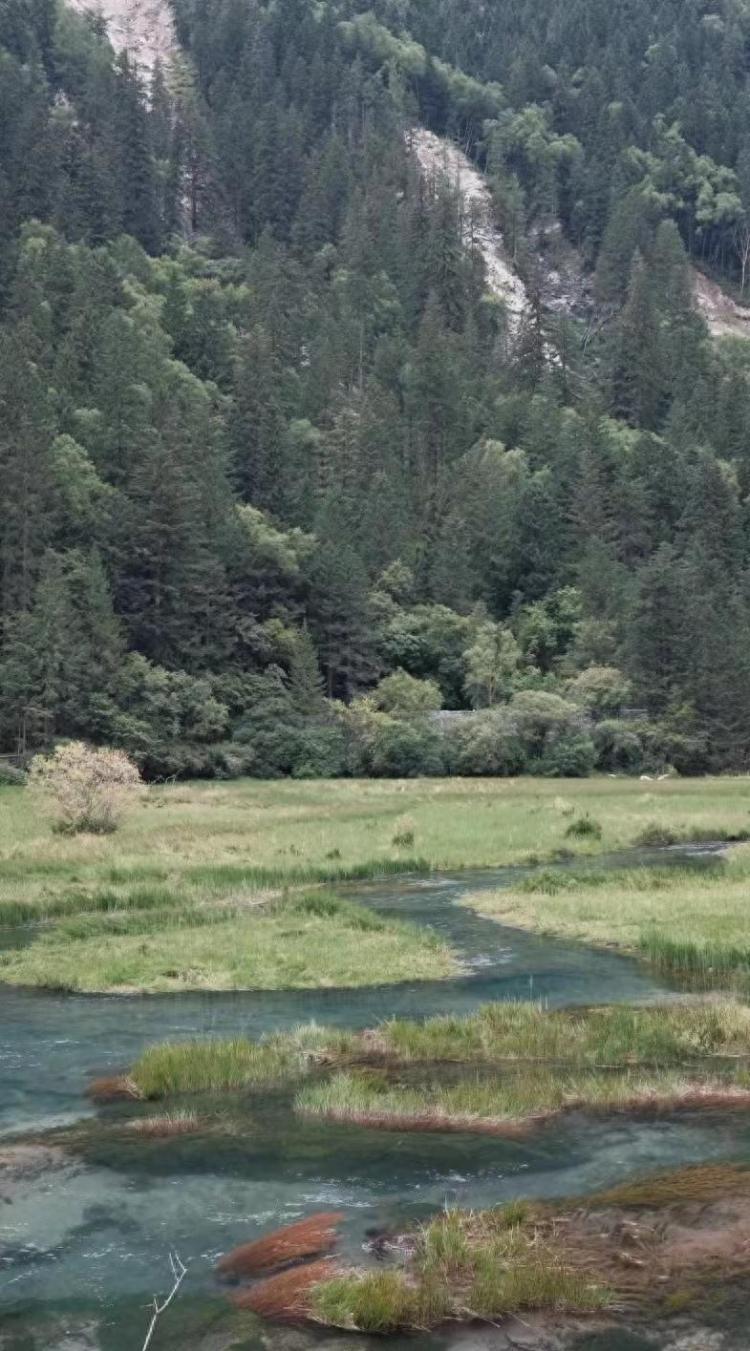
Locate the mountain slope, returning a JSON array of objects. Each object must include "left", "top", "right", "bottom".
[{"left": 2, "top": 0, "right": 750, "bottom": 776}]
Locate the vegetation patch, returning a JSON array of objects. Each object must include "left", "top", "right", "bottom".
[
  {"left": 253, "top": 1168, "right": 750, "bottom": 1331},
  {"left": 463, "top": 845, "right": 750, "bottom": 990},
  {"left": 129, "top": 1024, "right": 357, "bottom": 1098},
  {"left": 308, "top": 1204, "right": 610, "bottom": 1330},
  {"left": 232, "top": 1259, "right": 341, "bottom": 1320},
  {"left": 295, "top": 1064, "right": 750, "bottom": 1135},
  {"left": 125, "top": 1110, "right": 200, "bottom": 1137},
  {"left": 217, "top": 1213, "right": 344, "bottom": 1278},
  {"left": 0, "top": 890, "right": 456, "bottom": 994},
  {"left": 124, "top": 997, "right": 750, "bottom": 1102}
]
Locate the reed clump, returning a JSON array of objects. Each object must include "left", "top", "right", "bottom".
[
  {"left": 130, "top": 1023, "right": 358, "bottom": 1098},
  {"left": 126, "top": 1110, "right": 199, "bottom": 1137},
  {"left": 232, "top": 1259, "right": 341, "bottom": 1319},
  {"left": 217, "top": 1212, "right": 344, "bottom": 1277},
  {"left": 87, "top": 1074, "right": 142, "bottom": 1103},
  {"left": 124, "top": 997, "right": 750, "bottom": 1106},
  {"left": 295, "top": 1064, "right": 750, "bottom": 1136}
]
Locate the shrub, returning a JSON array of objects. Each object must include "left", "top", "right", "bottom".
[
  {"left": 508, "top": 691, "right": 582, "bottom": 759},
  {"left": 564, "top": 814, "right": 602, "bottom": 840},
  {"left": 28, "top": 742, "right": 143, "bottom": 834},
  {"left": 567, "top": 666, "right": 631, "bottom": 719},
  {"left": 392, "top": 814, "right": 416, "bottom": 847},
  {"left": 445, "top": 710, "right": 527, "bottom": 776},
  {"left": 370, "top": 669, "right": 443, "bottom": 715},
  {"left": 0, "top": 761, "right": 25, "bottom": 786},
  {"left": 538, "top": 731, "right": 596, "bottom": 778},
  {"left": 592, "top": 720, "right": 645, "bottom": 773},
  {"left": 635, "top": 823, "right": 678, "bottom": 848}
]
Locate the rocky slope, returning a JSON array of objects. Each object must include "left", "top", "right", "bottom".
[{"left": 66, "top": 0, "right": 175, "bottom": 69}]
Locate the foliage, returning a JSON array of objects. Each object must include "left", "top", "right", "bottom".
[
  {"left": 28, "top": 742, "right": 143, "bottom": 834},
  {"left": 370, "top": 670, "right": 443, "bottom": 715},
  {"left": 4, "top": 0, "right": 750, "bottom": 776}
]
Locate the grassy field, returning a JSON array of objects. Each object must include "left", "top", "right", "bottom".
[
  {"left": 0, "top": 892, "right": 456, "bottom": 993},
  {"left": 463, "top": 843, "right": 750, "bottom": 988},
  {"left": 1, "top": 774, "right": 748, "bottom": 992}
]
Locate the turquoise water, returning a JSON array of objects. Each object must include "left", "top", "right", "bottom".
[{"left": 1, "top": 848, "right": 747, "bottom": 1349}]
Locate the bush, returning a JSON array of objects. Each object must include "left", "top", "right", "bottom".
[
  {"left": 0, "top": 760, "right": 25, "bottom": 786},
  {"left": 392, "top": 814, "right": 417, "bottom": 847},
  {"left": 445, "top": 711, "right": 527, "bottom": 776},
  {"left": 537, "top": 731, "right": 597, "bottom": 778},
  {"left": 564, "top": 814, "right": 602, "bottom": 840},
  {"left": 509, "top": 691, "right": 582, "bottom": 759},
  {"left": 28, "top": 742, "right": 143, "bottom": 834},
  {"left": 370, "top": 669, "right": 443, "bottom": 715},
  {"left": 592, "top": 719, "right": 645, "bottom": 773},
  {"left": 368, "top": 719, "right": 445, "bottom": 778},
  {"left": 567, "top": 666, "right": 631, "bottom": 719}
]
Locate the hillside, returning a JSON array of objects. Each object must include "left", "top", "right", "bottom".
[
  {"left": 3, "top": 0, "right": 750, "bottom": 778},
  {"left": 66, "top": 0, "right": 175, "bottom": 68}
]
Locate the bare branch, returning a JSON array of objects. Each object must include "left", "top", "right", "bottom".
[{"left": 141, "top": 1252, "right": 188, "bottom": 1351}]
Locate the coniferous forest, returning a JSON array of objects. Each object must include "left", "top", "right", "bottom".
[{"left": 5, "top": 0, "right": 750, "bottom": 779}]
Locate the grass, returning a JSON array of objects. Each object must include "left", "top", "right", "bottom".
[
  {"left": 0, "top": 890, "right": 456, "bottom": 993},
  {"left": 586, "top": 1161, "right": 750, "bottom": 1209},
  {"left": 125, "top": 998, "right": 750, "bottom": 1099},
  {"left": 294, "top": 1063, "right": 750, "bottom": 1134},
  {"left": 217, "top": 1212, "right": 344, "bottom": 1277},
  {"left": 306, "top": 1166, "right": 750, "bottom": 1332},
  {"left": 310, "top": 1204, "right": 609, "bottom": 1331},
  {"left": 368, "top": 998, "right": 750, "bottom": 1066},
  {"left": 463, "top": 843, "right": 750, "bottom": 990},
  {"left": 130, "top": 1023, "right": 357, "bottom": 1097},
  {"left": 1, "top": 773, "right": 749, "bottom": 991}
]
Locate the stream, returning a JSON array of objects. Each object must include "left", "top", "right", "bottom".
[{"left": 2, "top": 846, "right": 749, "bottom": 1349}]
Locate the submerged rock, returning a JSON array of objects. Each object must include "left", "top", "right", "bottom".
[{"left": 0, "top": 1143, "right": 73, "bottom": 1204}]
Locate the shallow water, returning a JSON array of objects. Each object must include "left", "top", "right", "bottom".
[{"left": 1, "top": 847, "right": 745, "bottom": 1349}]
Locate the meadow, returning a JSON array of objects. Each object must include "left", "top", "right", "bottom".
[
  {"left": 463, "top": 841, "right": 750, "bottom": 989},
  {"left": 0, "top": 774, "right": 749, "bottom": 992}
]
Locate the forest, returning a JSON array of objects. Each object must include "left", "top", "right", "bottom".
[{"left": 3, "top": 0, "right": 750, "bottom": 779}]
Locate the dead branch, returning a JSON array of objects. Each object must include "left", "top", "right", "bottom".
[{"left": 141, "top": 1251, "right": 187, "bottom": 1351}]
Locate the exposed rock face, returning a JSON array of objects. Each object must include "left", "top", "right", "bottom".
[
  {"left": 692, "top": 268, "right": 750, "bottom": 340},
  {"left": 65, "top": 0, "right": 175, "bottom": 71},
  {"left": 408, "top": 127, "right": 529, "bottom": 330}
]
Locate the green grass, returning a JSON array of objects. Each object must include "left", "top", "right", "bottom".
[
  {"left": 586, "top": 1162, "right": 750, "bottom": 1209},
  {"left": 295, "top": 1063, "right": 750, "bottom": 1131},
  {"left": 125, "top": 998, "right": 750, "bottom": 1099},
  {"left": 0, "top": 891, "right": 457, "bottom": 993},
  {"left": 463, "top": 843, "right": 750, "bottom": 989},
  {"left": 1, "top": 774, "right": 749, "bottom": 991},
  {"left": 310, "top": 1204, "right": 609, "bottom": 1330},
  {"left": 131, "top": 1023, "right": 359, "bottom": 1097},
  {"left": 370, "top": 998, "right": 750, "bottom": 1066}
]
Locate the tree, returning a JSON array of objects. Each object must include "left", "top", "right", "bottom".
[{"left": 463, "top": 622, "right": 522, "bottom": 708}]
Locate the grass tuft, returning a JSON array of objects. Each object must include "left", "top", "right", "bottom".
[{"left": 217, "top": 1212, "right": 344, "bottom": 1277}]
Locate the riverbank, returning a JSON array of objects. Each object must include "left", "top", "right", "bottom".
[
  {"left": 235, "top": 1162, "right": 750, "bottom": 1332},
  {"left": 0, "top": 775, "right": 748, "bottom": 993},
  {"left": 462, "top": 844, "right": 750, "bottom": 990}
]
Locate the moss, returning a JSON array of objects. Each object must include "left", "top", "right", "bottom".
[{"left": 587, "top": 1162, "right": 750, "bottom": 1209}]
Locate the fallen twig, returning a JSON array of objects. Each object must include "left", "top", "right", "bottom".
[{"left": 141, "top": 1251, "right": 187, "bottom": 1350}]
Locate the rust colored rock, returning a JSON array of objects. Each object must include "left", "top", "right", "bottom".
[
  {"left": 231, "top": 1258, "right": 338, "bottom": 1320},
  {"left": 217, "top": 1211, "right": 344, "bottom": 1278}
]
